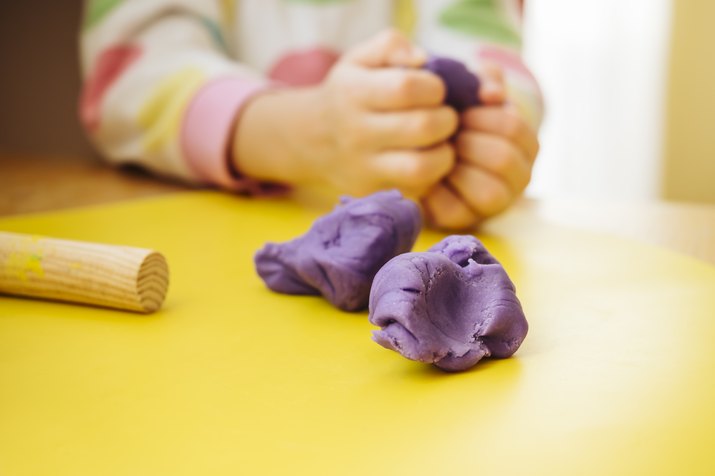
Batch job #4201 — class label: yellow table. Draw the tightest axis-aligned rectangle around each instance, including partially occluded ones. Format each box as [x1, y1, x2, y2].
[1, 190, 714, 475]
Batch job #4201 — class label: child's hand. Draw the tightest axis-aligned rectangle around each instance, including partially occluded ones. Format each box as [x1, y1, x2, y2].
[233, 30, 458, 197]
[422, 65, 540, 229]
[311, 30, 459, 196]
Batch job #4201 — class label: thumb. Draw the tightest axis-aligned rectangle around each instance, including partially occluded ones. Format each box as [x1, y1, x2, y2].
[344, 29, 427, 68]
[478, 62, 507, 105]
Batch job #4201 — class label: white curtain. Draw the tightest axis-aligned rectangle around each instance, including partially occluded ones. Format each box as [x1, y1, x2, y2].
[522, 0, 672, 200]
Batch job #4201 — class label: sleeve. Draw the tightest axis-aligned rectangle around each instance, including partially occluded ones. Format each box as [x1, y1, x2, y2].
[404, 0, 544, 128]
[79, 0, 277, 193]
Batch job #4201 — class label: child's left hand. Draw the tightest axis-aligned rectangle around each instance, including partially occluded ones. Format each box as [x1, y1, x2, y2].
[421, 65, 540, 229]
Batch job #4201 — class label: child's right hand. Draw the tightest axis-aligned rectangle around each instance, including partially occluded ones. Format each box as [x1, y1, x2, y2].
[233, 30, 458, 198]
[311, 30, 458, 196]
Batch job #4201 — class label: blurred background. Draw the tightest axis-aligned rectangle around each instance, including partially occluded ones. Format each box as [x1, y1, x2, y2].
[523, 0, 714, 203]
[0, 0, 713, 204]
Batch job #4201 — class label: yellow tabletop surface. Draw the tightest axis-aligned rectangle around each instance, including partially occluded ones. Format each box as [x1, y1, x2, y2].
[1, 191, 714, 476]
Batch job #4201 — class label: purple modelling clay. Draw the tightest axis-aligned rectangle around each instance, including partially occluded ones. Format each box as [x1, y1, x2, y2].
[254, 190, 421, 312]
[424, 56, 481, 111]
[369, 235, 528, 372]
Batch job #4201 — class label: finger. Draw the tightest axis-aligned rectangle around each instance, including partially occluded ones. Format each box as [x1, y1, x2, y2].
[461, 107, 540, 160]
[421, 183, 481, 230]
[368, 106, 458, 149]
[344, 29, 427, 68]
[447, 163, 513, 218]
[349, 68, 447, 110]
[478, 62, 506, 105]
[455, 131, 532, 193]
[369, 143, 455, 196]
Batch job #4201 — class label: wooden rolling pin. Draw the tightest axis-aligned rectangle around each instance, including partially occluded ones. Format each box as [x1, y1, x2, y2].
[0, 232, 169, 313]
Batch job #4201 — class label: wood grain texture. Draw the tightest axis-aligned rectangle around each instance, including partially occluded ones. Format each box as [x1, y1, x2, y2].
[0, 232, 169, 312]
[0, 154, 187, 217]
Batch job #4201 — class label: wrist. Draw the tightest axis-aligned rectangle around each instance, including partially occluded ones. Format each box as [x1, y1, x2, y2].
[231, 86, 329, 186]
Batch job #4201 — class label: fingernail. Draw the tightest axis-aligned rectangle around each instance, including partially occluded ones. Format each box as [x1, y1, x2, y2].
[411, 47, 428, 65]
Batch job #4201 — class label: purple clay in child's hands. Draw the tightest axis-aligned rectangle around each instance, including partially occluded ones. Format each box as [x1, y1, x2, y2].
[369, 235, 528, 371]
[254, 190, 421, 312]
[424, 56, 481, 111]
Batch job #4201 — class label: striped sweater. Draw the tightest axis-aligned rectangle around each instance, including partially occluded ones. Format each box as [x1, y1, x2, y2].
[80, 0, 542, 190]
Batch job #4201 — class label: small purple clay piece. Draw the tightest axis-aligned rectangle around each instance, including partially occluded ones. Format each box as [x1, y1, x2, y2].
[254, 190, 421, 312]
[369, 235, 528, 371]
[424, 56, 481, 111]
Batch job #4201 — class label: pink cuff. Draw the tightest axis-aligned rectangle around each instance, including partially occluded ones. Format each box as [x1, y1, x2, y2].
[181, 76, 286, 194]
[477, 46, 537, 85]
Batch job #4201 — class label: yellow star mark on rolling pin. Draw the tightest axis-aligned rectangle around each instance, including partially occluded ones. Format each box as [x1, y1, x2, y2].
[5, 251, 45, 281]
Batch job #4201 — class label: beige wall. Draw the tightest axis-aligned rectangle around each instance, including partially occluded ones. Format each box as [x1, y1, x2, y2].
[662, 0, 715, 203]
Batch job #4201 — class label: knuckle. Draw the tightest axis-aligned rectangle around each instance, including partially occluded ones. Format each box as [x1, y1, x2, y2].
[479, 182, 511, 216]
[412, 109, 455, 140]
[437, 209, 478, 231]
[441, 106, 460, 131]
[512, 171, 530, 193]
[490, 144, 516, 175]
[423, 73, 447, 102]
[437, 143, 457, 172]
[518, 165, 533, 190]
[378, 28, 405, 47]
[399, 154, 443, 192]
[426, 196, 478, 231]
[501, 113, 526, 140]
[400, 153, 430, 180]
[390, 73, 420, 104]
[410, 112, 436, 137]
[419, 72, 448, 105]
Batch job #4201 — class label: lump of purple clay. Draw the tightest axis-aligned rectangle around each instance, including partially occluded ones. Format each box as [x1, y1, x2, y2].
[424, 56, 481, 111]
[368, 235, 528, 372]
[255, 190, 421, 312]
